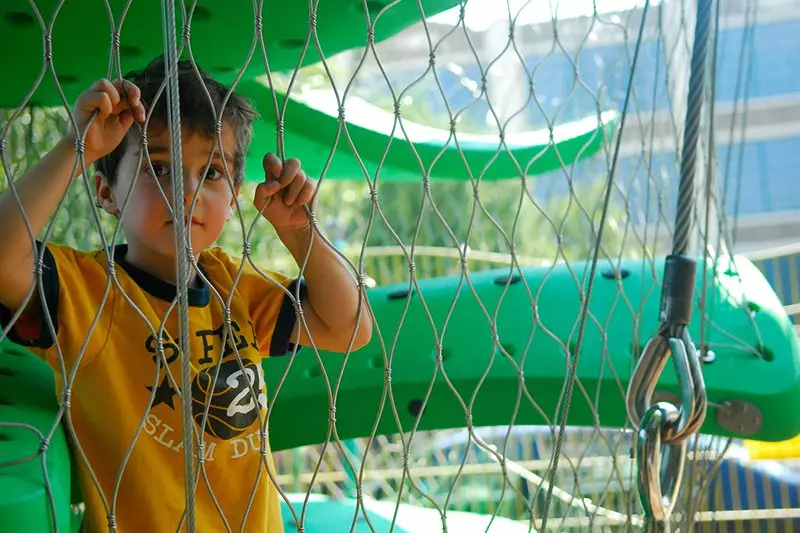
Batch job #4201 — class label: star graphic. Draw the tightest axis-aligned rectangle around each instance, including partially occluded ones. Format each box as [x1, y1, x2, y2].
[146, 376, 178, 410]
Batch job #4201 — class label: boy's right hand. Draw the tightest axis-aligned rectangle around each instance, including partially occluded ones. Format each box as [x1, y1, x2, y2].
[68, 79, 147, 164]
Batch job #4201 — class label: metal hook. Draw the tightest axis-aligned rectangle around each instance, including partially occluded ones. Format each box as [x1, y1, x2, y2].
[636, 402, 687, 532]
[626, 328, 705, 444]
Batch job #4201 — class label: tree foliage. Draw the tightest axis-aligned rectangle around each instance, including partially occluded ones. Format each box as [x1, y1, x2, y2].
[0, 63, 631, 286]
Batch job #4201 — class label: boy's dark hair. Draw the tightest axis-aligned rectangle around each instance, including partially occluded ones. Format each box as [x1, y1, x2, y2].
[96, 56, 259, 186]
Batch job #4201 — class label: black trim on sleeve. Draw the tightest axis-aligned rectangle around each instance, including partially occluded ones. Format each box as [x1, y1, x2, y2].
[0, 242, 60, 349]
[269, 279, 307, 357]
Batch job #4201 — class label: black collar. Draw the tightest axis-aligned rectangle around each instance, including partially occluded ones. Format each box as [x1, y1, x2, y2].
[113, 244, 210, 307]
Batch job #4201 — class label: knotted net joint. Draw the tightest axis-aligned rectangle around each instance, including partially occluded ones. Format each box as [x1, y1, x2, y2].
[60, 389, 72, 408]
[43, 34, 53, 62]
[182, 23, 191, 41]
[106, 515, 117, 530]
[393, 101, 401, 117]
[384, 366, 392, 382]
[276, 120, 285, 136]
[308, 210, 318, 225]
[242, 241, 252, 257]
[110, 31, 121, 49]
[105, 258, 116, 276]
[197, 441, 206, 463]
[401, 452, 410, 469]
[465, 413, 473, 427]
[292, 299, 304, 319]
[369, 187, 379, 204]
[39, 437, 50, 454]
[449, 118, 458, 135]
[658, 254, 697, 326]
[33, 257, 45, 277]
[328, 405, 336, 423]
[0, 138, 6, 154]
[422, 175, 431, 193]
[74, 137, 86, 156]
[337, 105, 346, 121]
[215, 119, 223, 136]
[428, 51, 436, 66]
[309, 11, 318, 29]
[259, 430, 269, 456]
[366, 27, 375, 44]
[407, 261, 416, 276]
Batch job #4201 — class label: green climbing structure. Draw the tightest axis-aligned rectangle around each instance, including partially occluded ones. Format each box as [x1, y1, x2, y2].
[1, 255, 799, 531]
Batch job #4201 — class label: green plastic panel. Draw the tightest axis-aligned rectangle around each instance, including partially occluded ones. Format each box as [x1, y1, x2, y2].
[0, 0, 461, 109]
[0, 2, 617, 183]
[238, 79, 618, 181]
[0, 342, 73, 533]
[2, 255, 798, 532]
[263, 254, 800, 451]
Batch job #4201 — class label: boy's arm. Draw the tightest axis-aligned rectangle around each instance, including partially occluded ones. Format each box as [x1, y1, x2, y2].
[278, 226, 372, 353]
[0, 139, 82, 312]
[0, 79, 144, 316]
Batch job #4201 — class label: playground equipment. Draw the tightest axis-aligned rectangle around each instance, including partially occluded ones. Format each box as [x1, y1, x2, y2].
[1, 0, 799, 531]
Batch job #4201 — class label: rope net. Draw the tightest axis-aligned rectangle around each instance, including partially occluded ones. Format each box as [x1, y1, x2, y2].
[0, 0, 793, 532]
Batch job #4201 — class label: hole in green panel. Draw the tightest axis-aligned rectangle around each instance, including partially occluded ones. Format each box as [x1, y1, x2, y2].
[278, 38, 305, 49]
[500, 343, 517, 357]
[358, 1, 387, 15]
[4, 12, 34, 27]
[0, 367, 14, 377]
[120, 45, 142, 58]
[746, 301, 761, 314]
[0, 396, 11, 406]
[191, 6, 212, 21]
[367, 355, 384, 369]
[408, 399, 424, 418]
[388, 288, 414, 300]
[305, 365, 322, 378]
[0, 433, 10, 442]
[601, 268, 630, 280]
[59, 74, 80, 85]
[757, 345, 774, 362]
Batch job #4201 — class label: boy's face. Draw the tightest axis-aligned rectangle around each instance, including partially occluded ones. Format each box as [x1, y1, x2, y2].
[98, 123, 241, 264]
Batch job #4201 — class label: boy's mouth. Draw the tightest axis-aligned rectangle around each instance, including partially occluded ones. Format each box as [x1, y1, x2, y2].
[168, 217, 202, 226]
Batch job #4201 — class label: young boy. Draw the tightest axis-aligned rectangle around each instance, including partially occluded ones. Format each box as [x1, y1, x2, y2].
[0, 57, 372, 532]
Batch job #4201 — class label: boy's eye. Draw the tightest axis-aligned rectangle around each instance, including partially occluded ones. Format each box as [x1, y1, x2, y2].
[205, 167, 224, 181]
[148, 163, 170, 178]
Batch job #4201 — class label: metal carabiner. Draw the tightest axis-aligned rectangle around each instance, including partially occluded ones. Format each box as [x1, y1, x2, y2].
[626, 327, 707, 444]
[636, 401, 687, 532]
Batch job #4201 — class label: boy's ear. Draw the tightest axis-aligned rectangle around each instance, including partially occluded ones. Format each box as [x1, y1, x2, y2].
[95, 172, 120, 217]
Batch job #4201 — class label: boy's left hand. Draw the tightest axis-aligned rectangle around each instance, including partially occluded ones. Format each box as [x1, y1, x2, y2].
[254, 153, 316, 232]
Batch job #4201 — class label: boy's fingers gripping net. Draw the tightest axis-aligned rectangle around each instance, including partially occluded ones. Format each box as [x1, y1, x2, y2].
[1, 0, 795, 532]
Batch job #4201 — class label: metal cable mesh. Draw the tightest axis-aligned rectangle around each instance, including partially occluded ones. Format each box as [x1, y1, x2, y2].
[0, 0, 795, 531]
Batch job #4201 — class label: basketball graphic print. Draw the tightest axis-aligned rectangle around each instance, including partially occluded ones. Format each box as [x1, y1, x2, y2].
[191, 359, 267, 440]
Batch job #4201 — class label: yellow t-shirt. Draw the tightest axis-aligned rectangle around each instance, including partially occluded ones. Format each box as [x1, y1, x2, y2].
[8, 243, 302, 532]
